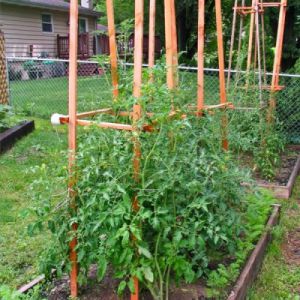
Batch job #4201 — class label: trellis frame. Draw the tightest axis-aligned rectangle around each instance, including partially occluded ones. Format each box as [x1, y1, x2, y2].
[55, 0, 232, 298]
[228, 0, 288, 122]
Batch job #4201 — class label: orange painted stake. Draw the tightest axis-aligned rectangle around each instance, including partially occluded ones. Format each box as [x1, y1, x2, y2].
[106, 0, 119, 99]
[131, 1, 144, 299]
[68, 0, 79, 297]
[171, 0, 178, 87]
[164, 0, 175, 90]
[268, 0, 287, 123]
[215, 0, 229, 150]
[148, 0, 156, 82]
[197, 0, 205, 112]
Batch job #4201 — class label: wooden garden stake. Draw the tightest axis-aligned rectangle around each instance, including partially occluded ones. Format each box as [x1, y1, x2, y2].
[106, 0, 119, 99]
[215, 0, 229, 150]
[68, 0, 78, 297]
[148, 0, 156, 82]
[254, 0, 263, 104]
[164, 0, 175, 90]
[171, 0, 178, 87]
[246, 0, 256, 76]
[197, 0, 205, 112]
[227, 0, 238, 88]
[131, 1, 144, 299]
[268, 0, 287, 123]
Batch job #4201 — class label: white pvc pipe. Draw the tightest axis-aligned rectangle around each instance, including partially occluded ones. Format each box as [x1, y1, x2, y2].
[51, 113, 66, 125]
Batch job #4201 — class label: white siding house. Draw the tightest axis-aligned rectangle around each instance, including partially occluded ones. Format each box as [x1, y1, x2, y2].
[0, 0, 101, 58]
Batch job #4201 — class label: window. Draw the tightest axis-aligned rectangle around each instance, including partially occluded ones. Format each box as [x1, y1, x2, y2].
[79, 18, 88, 33]
[42, 14, 53, 32]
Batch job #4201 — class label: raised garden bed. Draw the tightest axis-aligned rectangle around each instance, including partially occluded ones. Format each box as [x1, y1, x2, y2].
[242, 147, 300, 199]
[0, 120, 35, 154]
[18, 205, 281, 300]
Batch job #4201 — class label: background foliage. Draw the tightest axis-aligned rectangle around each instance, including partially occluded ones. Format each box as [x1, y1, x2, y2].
[94, 0, 300, 71]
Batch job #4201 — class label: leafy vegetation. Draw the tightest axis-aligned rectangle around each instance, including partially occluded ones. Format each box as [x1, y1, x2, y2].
[94, 0, 300, 71]
[0, 119, 66, 289]
[0, 105, 16, 133]
[25, 66, 279, 300]
[227, 71, 286, 180]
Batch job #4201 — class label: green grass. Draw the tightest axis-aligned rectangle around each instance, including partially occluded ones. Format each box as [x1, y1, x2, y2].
[248, 179, 300, 299]
[0, 118, 67, 288]
[9, 72, 220, 119]
[10, 76, 113, 118]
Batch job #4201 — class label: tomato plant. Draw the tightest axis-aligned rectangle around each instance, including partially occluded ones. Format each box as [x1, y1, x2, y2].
[28, 67, 277, 299]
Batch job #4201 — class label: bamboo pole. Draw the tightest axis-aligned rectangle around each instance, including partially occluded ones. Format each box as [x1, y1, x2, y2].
[268, 0, 287, 123]
[254, 0, 263, 104]
[197, 0, 205, 112]
[215, 0, 228, 150]
[68, 0, 78, 297]
[246, 0, 256, 79]
[106, 0, 119, 99]
[227, 0, 238, 88]
[234, 0, 245, 87]
[131, 1, 144, 299]
[148, 0, 156, 82]
[260, 1, 267, 85]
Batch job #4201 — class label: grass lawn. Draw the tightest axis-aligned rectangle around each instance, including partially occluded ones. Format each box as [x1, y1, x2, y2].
[8, 72, 220, 119]
[9, 75, 113, 118]
[0, 118, 67, 289]
[248, 179, 300, 299]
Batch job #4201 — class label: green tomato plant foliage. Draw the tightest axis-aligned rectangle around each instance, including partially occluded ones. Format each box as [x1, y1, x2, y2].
[29, 64, 278, 300]
[228, 70, 286, 181]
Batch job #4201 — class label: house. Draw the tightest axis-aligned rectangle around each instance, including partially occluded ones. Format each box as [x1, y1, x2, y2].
[95, 24, 163, 61]
[0, 0, 101, 59]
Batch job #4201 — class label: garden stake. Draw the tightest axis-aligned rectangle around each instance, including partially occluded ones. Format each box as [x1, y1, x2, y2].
[171, 0, 178, 88]
[246, 0, 256, 82]
[233, 0, 245, 88]
[215, 0, 229, 150]
[227, 0, 238, 89]
[197, 0, 205, 113]
[148, 0, 156, 82]
[68, 0, 78, 297]
[131, 1, 144, 299]
[164, 0, 176, 92]
[106, 0, 119, 99]
[254, 0, 263, 105]
[267, 0, 287, 124]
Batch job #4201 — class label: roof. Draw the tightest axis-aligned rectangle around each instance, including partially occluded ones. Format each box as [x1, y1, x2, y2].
[96, 24, 108, 32]
[0, 0, 102, 17]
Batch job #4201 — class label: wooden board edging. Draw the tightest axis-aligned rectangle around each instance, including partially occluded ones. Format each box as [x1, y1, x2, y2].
[242, 155, 300, 199]
[256, 155, 300, 199]
[0, 120, 35, 154]
[227, 204, 281, 300]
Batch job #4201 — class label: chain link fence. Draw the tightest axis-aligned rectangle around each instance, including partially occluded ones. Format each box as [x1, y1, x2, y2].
[6, 57, 300, 143]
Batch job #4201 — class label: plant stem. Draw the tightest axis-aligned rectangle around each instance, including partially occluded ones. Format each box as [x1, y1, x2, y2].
[155, 231, 164, 300]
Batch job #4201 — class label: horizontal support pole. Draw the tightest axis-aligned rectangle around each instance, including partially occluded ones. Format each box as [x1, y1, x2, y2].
[189, 102, 235, 111]
[236, 85, 285, 91]
[76, 119, 134, 131]
[76, 108, 113, 118]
